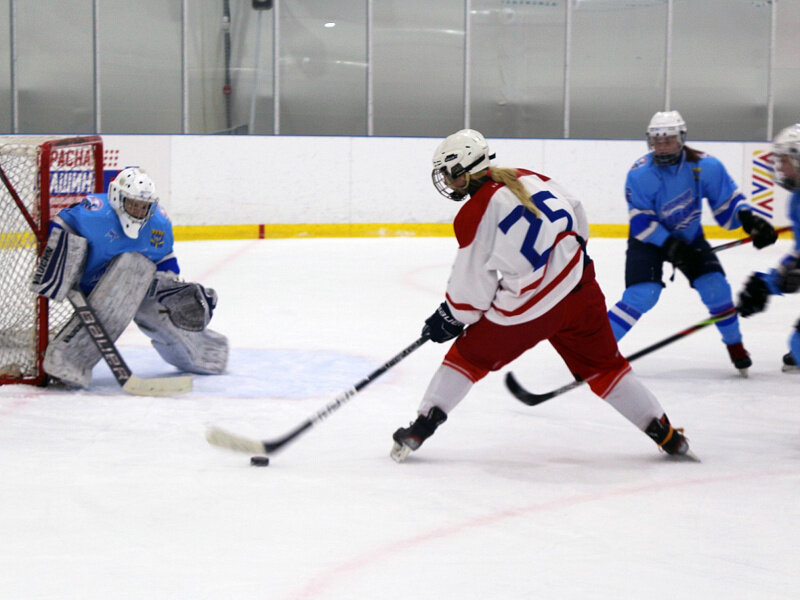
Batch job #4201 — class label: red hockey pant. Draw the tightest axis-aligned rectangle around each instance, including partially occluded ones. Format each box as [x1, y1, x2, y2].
[444, 266, 630, 398]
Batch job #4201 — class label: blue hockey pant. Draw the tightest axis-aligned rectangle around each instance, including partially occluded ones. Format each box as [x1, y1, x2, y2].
[607, 237, 741, 345]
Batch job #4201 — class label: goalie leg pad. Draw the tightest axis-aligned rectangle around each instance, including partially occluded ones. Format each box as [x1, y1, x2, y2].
[43, 252, 157, 387]
[30, 226, 88, 302]
[134, 299, 228, 374]
[151, 329, 228, 375]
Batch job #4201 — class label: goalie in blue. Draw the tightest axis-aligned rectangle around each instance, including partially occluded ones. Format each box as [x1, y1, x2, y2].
[30, 167, 228, 388]
[606, 111, 777, 376]
[737, 123, 800, 372]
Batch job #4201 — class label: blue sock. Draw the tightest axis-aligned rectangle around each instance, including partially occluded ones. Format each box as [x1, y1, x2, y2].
[790, 331, 800, 365]
[694, 272, 741, 345]
[607, 282, 661, 341]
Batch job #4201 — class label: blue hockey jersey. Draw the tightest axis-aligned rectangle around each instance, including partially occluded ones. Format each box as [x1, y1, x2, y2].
[55, 193, 179, 293]
[625, 151, 748, 247]
[765, 189, 800, 294]
[788, 190, 800, 251]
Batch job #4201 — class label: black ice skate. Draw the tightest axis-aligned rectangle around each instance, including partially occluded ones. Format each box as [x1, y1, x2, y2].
[390, 406, 447, 463]
[726, 342, 752, 377]
[645, 414, 699, 462]
[782, 352, 798, 373]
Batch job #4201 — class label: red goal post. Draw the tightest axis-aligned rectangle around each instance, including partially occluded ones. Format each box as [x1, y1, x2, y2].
[0, 136, 104, 386]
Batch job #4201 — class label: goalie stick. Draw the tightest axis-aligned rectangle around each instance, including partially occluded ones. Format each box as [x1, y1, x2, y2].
[67, 289, 193, 396]
[506, 308, 736, 406]
[206, 336, 429, 457]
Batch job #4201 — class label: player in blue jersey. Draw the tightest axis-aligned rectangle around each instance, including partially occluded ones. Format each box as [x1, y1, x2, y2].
[30, 167, 228, 388]
[606, 111, 777, 376]
[737, 123, 800, 372]
[57, 171, 178, 293]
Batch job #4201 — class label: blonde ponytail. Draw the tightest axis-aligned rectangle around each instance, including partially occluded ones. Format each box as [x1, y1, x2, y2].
[488, 168, 539, 216]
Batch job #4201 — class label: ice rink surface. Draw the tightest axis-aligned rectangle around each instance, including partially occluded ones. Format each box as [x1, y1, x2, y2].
[1, 236, 798, 599]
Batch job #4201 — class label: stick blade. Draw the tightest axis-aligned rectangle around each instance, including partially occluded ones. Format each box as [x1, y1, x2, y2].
[122, 374, 193, 396]
[206, 426, 266, 455]
[505, 372, 549, 406]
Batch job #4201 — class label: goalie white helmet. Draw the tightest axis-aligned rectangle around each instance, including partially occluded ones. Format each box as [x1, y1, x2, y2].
[647, 110, 687, 166]
[108, 167, 159, 238]
[431, 129, 496, 200]
[772, 123, 800, 192]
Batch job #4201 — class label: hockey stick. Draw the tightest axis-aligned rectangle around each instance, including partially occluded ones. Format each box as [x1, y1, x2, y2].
[506, 308, 737, 406]
[505, 228, 791, 406]
[206, 336, 429, 456]
[67, 289, 193, 396]
[710, 226, 792, 252]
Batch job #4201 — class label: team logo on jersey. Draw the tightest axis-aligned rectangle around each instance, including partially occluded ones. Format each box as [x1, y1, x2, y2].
[81, 195, 104, 211]
[150, 229, 165, 248]
[631, 155, 649, 170]
[659, 189, 700, 231]
[105, 229, 120, 243]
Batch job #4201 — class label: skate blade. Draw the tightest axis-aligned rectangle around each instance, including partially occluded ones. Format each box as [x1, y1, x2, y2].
[737, 368, 749, 378]
[390, 441, 412, 463]
[670, 448, 701, 463]
[781, 365, 799, 373]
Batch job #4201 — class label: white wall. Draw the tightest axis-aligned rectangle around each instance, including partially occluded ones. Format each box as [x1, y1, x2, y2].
[103, 135, 791, 230]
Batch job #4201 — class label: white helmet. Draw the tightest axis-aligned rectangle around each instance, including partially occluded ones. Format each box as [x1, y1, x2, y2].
[772, 123, 800, 192]
[431, 129, 495, 200]
[647, 110, 687, 165]
[108, 167, 159, 238]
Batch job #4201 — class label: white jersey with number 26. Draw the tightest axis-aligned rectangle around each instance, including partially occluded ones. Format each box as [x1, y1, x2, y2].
[445, 169, 590, 327]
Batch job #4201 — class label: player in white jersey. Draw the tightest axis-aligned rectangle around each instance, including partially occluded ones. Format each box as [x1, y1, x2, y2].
[30, 167, 228, 389]
[391, 129, 696, 462]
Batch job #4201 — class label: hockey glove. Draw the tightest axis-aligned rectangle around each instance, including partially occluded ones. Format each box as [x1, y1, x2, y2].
[662, 237, 702, 270]
[775, 255, 800, 294]
[739, 210, 777, 249]
[149, 272, 218, 332]
[422, 302, 464, 343]
[736, 273, 770, 317]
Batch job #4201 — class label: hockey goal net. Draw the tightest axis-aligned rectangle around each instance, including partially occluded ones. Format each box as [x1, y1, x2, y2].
[0, 136, 103, 386]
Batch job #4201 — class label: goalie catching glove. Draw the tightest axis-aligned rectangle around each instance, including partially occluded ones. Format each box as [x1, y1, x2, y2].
[146, 272, 217, 331]
[738, 210, 777, 249]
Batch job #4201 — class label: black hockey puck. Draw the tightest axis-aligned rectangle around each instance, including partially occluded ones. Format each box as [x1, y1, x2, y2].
[250, 456, 270, 467]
